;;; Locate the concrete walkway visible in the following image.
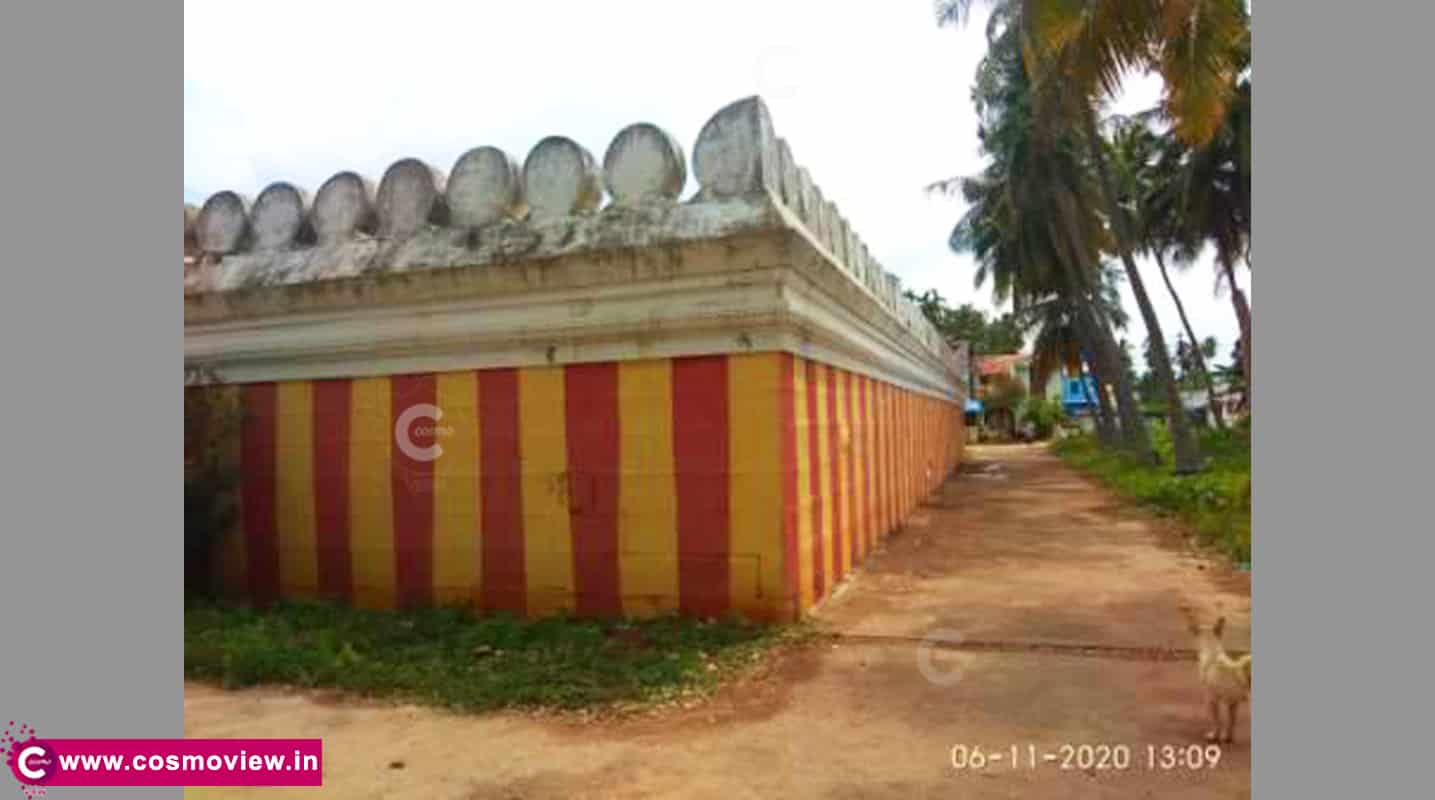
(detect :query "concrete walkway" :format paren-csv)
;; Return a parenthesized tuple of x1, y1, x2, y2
(186, 444, 1252, 799)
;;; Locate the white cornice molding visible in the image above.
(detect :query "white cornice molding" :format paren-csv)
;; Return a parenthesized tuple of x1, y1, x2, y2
(184, 198, 964, 403)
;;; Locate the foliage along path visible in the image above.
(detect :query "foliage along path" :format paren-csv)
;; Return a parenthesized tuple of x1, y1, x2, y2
(185, 444, 1251, 799)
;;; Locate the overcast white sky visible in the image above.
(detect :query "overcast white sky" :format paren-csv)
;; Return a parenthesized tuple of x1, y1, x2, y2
(184, 0, 1247, 367)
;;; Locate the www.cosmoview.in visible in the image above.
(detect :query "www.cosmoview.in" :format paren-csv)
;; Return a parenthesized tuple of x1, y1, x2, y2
(7, 738, 322, 788)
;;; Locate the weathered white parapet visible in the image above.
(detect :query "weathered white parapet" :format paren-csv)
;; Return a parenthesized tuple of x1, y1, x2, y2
(185, 94, 961, 399)
(524, 136, 603, 221)
(250, 182, 311, 250)
(692, 96, 779, 199)
(184, 204, 199, 255)
(448, 146, 525, 228)
(312, 171, 377, 243)
(604, 123, 685, 206)
(195, 191, 250, 254)
(775, 139, 801, 215)
(884, 273, 902, 312)
(376, 159, 448, 237)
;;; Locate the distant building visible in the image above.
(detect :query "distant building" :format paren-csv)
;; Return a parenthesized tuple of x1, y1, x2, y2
(1180, 380, 1248, 428)
(970, 353, 1031, 438)
(968, 352, 1106, 438)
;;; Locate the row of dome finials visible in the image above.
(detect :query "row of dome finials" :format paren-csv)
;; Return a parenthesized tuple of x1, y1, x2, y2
(183, 96, 947, 356)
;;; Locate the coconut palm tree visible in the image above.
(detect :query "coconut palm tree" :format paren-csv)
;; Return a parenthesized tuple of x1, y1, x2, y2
(1108, 114, 1227, 429)
(935, 8, 1155, 461)
(1019, 268, 1130, 444)
(936, 0, 1248, 473)
(1166, 49, 1252, 407)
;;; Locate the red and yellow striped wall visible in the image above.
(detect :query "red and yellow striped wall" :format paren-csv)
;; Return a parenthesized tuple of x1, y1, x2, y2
(206, 353, 962, 621)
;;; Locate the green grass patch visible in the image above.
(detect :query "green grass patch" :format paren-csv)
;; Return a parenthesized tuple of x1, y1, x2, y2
(1050, 422, 1251, 563)
(185, 600, 809, 713)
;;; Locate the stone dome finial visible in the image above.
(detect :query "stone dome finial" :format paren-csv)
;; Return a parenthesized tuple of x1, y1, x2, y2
(523, 136, 603, 222)
(692, 96, 778, 199)
(447, 146, 525, 229)
(603, 123, 686, 206)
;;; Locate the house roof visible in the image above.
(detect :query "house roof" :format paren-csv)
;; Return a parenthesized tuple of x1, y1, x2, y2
(976, 353, 1028, 376)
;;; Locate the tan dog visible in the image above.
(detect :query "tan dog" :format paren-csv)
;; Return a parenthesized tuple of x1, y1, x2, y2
(1181, 605, 1252, 743)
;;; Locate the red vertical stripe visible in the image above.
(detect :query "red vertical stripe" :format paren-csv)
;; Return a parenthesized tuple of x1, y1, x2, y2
(479, 369, 525, 614)
(312, 379, 352, 601)
(873, 381, 883, 544)
(859, 376, 873, 558)
(887, 383, 898, 531)
(875, 381, 886, 539)
(672, 355, 730, 618)
(870, 380, 879, 548)
(805, 360, 825, 599)
(391, 374, 436, 609)
(779, 354, 800, 618)
(906, 392, 913, 511)
(825, 365, 843, 581)
(845, 371, 860, 568)
(898, 389, 906, 514)
(240, 383, 279, 606)
(871, 379, 882, 542)
(910, 394, 918, 506)
(565, 362, 622, 617)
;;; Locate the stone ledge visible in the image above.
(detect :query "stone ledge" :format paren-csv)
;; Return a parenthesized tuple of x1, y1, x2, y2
(184, 227, 960, 401)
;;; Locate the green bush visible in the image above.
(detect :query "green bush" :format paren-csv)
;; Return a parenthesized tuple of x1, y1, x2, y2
(1050, 426, 1251, 563)
(184, 371, 244, 598)
(1021, 397, 1067, 439)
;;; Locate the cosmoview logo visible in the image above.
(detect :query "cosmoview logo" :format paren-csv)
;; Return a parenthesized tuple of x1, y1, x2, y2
(4, 721, 52, 798)
(916, 628, 967, 687)
(15, 744, 55, 783)
(394, 403, 453, 462)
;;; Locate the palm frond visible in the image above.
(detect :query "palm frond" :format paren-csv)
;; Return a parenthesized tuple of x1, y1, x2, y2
(935, 0, 980, 28)
(1158, 0, 1249, 145)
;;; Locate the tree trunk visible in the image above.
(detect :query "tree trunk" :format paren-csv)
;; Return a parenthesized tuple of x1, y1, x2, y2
(1047, 217, 1117, 447)
(1082, 108, 1201, 473)
(1072, 313, 1118, 446)
(1221, 257, 1252, 410)
(1154, 248, 1226, 431)
(1049, 204, 1155, 463)
(1080, 351, 1117, 443)
(1091, 305, 1152, 459)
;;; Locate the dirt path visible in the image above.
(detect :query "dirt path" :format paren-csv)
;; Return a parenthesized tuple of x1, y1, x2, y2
(186, 444, 1251, 799)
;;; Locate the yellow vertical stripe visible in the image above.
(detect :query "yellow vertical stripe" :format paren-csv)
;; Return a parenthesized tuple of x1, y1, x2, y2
(834, 369, 852, 579)
(793, 358, 814, 612)
(349, 377, 395, 609)
(727, 353, 784, 618)
(618, 359, 679, 617)
(814, 365, 834, 592)
(519, 366, 573, 617)
(274, 381, 318, 597)
(433, 370, 480, 606)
